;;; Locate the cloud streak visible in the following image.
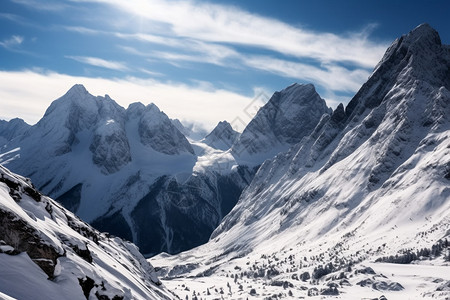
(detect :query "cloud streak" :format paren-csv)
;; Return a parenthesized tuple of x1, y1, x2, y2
(244, 56, 370, 93)
(0, 35, 24, 50)
(61, 0, 388, 99)
(88, 0, 387, 68)
(66, 56, 129, 71)
(11, 0, 70, 11)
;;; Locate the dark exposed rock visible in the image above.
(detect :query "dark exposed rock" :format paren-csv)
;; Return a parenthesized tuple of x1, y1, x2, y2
(372, 281, 404, 291)
(71, 244, 93, 263)
(307, 287, 319, 296)
(355, 266, 376, 275)
(79, 276, 95, 299)
(320, 286, 339, 295)
(23, 186, 41, 202)
(330, 103, 347, 124)
(300, 271, 311, 281)
(270, 280, 293, 288)
(356, 278, 374, 287)
(0, 208, 61, 278)
(89, 123, 131, 174)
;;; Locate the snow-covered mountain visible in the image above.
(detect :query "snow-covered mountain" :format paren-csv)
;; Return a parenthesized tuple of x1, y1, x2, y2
(0, 84, 256, 256)
(203, 121, 239, 151)
(232, 83, 331, 166)
(0, 118, 30, 147)
(153, 23, 450, 299)
(0, 164, 173, 300)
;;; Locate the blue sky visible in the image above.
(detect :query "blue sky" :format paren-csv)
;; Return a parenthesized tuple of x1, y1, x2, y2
(1, 0, 449, 131)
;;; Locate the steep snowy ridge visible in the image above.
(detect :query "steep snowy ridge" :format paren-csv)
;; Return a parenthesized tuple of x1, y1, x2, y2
(153, 24, 450, 300)
(0, 164, 173, 300)
(232, 83, 331, 166)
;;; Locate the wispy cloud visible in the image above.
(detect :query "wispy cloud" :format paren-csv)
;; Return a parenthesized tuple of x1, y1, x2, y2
(0, 35, 24, 50)
(0, 12, 25, 23)
(138, 68, 165, 77)
(66, 56, 129, 71)
(90, 0, 387, 68)
(63, 26, 102, 35)
(61, 0, 388, 100)
(244, 56, 370, 93)
(11, 0, 70, 11)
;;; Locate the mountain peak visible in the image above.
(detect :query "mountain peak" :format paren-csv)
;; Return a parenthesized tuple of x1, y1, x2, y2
(215, 120, 232, 129)
(232, 82, 331, 164)
(66, 84, 89, 96)
(398, 23, 442, 56)
(348, 23, 449, 118)
(374, 24, 442, 73)
(407, 23, 440, 44)
(204, 120, 239, 150)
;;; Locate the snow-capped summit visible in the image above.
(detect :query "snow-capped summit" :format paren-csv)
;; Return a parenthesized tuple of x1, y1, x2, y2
(41, 84, 125, 133)
(203, 120, 239, 151)
(232, 83, 331, 165)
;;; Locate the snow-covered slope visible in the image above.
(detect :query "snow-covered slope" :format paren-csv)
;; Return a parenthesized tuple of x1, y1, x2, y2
(153, 24, 450, 299)
(232, 83, 331, 166)
(0, 118, 30, 147)
(0, 164, 173, 300)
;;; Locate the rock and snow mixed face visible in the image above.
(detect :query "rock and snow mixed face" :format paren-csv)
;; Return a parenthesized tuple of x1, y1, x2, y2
(203, 121, 239, 151)
(153, 24, 450, 300)
(0, 84, 200, 254)
(0, 164, 173, 300)
(0, 118, 30, 148)
(231, 83, 332, 166)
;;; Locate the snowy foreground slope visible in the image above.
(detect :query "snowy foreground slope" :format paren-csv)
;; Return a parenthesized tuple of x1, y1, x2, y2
(152, 24, 450, 299)
(0, 164, 173, 299)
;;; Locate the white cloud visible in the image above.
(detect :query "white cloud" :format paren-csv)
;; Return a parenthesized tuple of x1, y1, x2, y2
(0, 70, 264, 131)
(0, 35, 24, 49)
(11, 0, 70, 11)
(86, 0, 388, 68)
(64, 26, 102, 35)
(244, 55, 370, 93)
(62, 0, 387, 97)
(66, 56, 129, 71)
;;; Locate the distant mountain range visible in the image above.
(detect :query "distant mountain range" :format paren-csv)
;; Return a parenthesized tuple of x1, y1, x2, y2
(0, 78, 330, 256)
